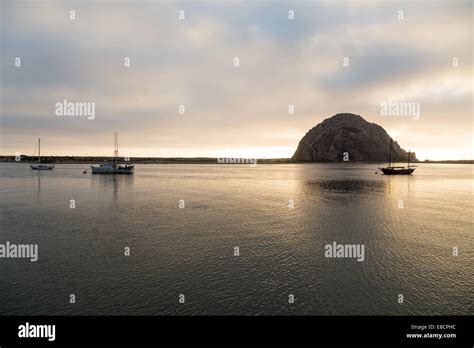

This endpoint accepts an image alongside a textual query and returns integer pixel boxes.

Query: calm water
[0,163,472,315]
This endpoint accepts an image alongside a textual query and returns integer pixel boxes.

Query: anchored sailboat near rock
[378,138,416,175]
[90,133,134,174]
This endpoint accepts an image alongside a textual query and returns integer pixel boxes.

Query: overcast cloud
[1,0,472,159]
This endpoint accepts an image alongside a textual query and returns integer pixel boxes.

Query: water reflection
[90,174,134,200]
[31,171,44,198]
[1,163,472,315]
[36,173,41,197]
[308,179,385,194]
[385,175,414,196]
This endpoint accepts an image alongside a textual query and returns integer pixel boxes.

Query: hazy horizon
[1,0,472,161]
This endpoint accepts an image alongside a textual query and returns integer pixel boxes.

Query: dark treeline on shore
[0,156,472,165]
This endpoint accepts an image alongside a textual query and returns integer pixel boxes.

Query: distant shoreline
[1,156,472,165]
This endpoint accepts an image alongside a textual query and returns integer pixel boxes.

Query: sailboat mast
[114,133,118,167]
[389,138,392,167]
[38,138,41,164]
[408,150,410,167]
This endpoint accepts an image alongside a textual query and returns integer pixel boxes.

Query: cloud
[0,0,472,159]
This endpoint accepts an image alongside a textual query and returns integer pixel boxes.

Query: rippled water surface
[0,163,472,315]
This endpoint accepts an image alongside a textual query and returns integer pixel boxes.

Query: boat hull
[30,164,54,170]
[380,167,415,175]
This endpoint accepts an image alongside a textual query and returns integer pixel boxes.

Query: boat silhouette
[379,139,416,175]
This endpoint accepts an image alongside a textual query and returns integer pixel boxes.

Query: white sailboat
[30,138,54,170]
[91,133,134,174]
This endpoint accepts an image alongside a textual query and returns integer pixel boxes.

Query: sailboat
[379,138,415,175]
[90,133,134,174]
[30,138,54,170]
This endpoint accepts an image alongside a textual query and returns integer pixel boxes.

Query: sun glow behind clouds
[213,146,296,159]
[69,146,296,159]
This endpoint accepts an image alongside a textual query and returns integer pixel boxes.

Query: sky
[0,0,472,160]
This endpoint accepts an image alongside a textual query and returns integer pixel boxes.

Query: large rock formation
[292,113,417,162]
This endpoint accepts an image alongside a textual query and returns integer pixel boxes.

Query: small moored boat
[379,139,416,175]
[380,166,415,175]
[91,133,134,174]
[30,138,54,170]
